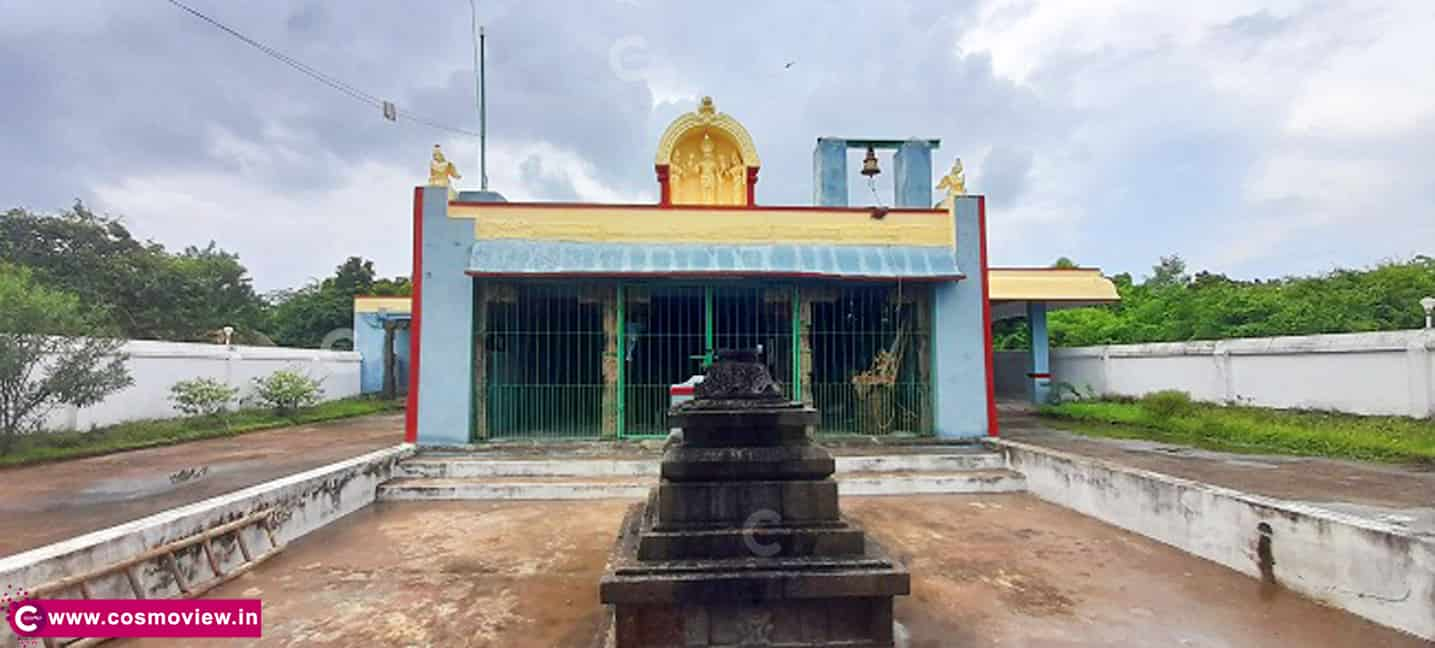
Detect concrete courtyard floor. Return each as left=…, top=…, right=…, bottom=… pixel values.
left=0, top=413, right=405, bottom=557
left=1000, top=408, right=1435, bottom=537
left=120, top=495, right=1425, bottom=648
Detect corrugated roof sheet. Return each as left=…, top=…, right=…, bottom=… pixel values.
left=468, top=240, right=962, bottom=279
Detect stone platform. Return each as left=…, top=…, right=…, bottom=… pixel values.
left=598, top=350, right=909, bottom=647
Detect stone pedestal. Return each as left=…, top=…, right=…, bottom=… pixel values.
left=600, top=350, right=909, bottom=647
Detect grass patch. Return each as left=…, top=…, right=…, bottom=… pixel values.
left=1039, top=399, right=1435, bottom=464
left=0, top=397, right=403, bottom=468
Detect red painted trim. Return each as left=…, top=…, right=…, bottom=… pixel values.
left=404, top=187, right=424, bottom=444
left=991, top=266, right=1106, bottom=272
left=669, top=385, right=695, bottom=396
left=991, top=298, right=1119, bottom=303
left=977, top=197, right=999, bottom=437
left=656, top=164, right=671, bottom=207
left=746, top=166, right=759, bottom=207
left=446, top=199, right=945, bottom=215
left=1026, top=372, right=1052, bottom=379
left=465, top=270, right=966, bottom=282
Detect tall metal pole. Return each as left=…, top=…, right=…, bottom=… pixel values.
left=468, top=1, right=487, bottom=190
left=479, top=25, right=488, bottom=190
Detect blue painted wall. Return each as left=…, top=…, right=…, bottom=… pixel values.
left=813, top=138, right=847, bottom=207
left=415, top=187, right=506, bottom=445
left=893, top=140, right=933, bottom=208
left=931, top=196, right=990, bottom=439
left=354, top=311, right=410, bottom=394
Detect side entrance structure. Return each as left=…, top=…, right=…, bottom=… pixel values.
left=373, top=97, right=1115, bottom=444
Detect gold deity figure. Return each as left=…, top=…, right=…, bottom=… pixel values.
left=428, top=145, right=462, bottom=196
left=691, top=133, right=721, bottom=203
left=724, top=153, right=745, bottom=203
left=936, top=158, right=966, bottom=200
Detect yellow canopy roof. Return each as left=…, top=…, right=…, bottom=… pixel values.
left=989, top=268, right=1120, bottom=320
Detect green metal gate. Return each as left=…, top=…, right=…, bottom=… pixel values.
left=808, top=283, right=932, bottom=436
left=619, top=283, right=797, bottom=438
left=472, top=279, right=932, bottom=441
left=476, top=283, right=606, bottom=440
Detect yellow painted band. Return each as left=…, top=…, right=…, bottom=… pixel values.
left=449, top=204, right=954, bottom=247
left=353, top=297, right=413, bottom=313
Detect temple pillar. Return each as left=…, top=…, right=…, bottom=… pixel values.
left=931, top=196, right=994, bottom=438
left=413, top=186, right=505, bottom=445
left=893, top=139, right=934, bottom=208
left=472, top=283, right=490, bottom=440
left=1027, top=301, right=1052, bottom=405
left=813, top=138, right=848, bottom=207
left=601, top=284, right=620, bottom=439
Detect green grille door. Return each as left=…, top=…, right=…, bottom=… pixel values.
left=478, top=283, right=605, bottom=440
left=809, top=283, right=932, bottom=437
left=620, top=282, right=795, bottom=438
left=620, top=285, right=705, bottom=437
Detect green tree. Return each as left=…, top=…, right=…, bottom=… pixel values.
left=1030, top=254, right=1435, bottom=347
left=0, top=264, right=133, bottom=453
left=266, top=257, right=410, bottom=348
left=0, top=203, right=268, bottom=342
left=1147, top=254, right=1190, bottom=288
left=1051, top=257, right=1078, bottom=269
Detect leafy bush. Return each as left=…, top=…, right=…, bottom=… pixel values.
left=0, top=264, right=132, bottom=454
left=169, top=378, right=239, bottom=417
left=250, top=370, right=323, bottom=416
left=1140, top=389, right=1194, bottom=419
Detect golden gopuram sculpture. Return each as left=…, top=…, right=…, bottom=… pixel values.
left=654, top=96, right=761, bottom=206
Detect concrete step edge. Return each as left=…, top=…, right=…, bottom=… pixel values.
left=393, top=454, right=1007, bottom=478
left=376, top=470, right=1027, bottom=500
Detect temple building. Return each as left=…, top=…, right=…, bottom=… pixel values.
left=356, top=97, right=1117, bottom=445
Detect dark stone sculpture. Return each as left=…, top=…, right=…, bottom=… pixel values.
left=600, top=348, right=909, bottom=646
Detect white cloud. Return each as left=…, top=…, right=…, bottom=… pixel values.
left=90, top=132, right=651, bottom=290
left=1284, top=3, right=1435, bottom=137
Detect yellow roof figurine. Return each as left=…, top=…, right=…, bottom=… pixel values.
left=428, top=144, right=462, bottom=198
left=936, top=157, right=966, bottom=207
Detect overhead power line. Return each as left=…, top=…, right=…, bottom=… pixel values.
left=165, top=0, right=480, bottom=137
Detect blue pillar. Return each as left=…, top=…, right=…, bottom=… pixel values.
left=414, top=187, right=505, bottom=445
left=813, top=138, right=848, bottom=207
left=1027, top=301, right=1051, bottom=405
left=893, top=140, right=933, bottom=208
left=353, top=311, right=385, bottom=394
left=931, top=196, right=991, bottom=438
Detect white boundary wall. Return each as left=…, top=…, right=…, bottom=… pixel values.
left=1000, top=330, right=1435, bottom=417
left=45, top=341, right=361, bottom=431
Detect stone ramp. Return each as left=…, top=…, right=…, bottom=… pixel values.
left=377, top=451, right=1023, bottom=500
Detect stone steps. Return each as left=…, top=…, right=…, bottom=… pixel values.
left=376, top=469, right=1026, bottom=501
left=391, top=451, right=1006, bottom=480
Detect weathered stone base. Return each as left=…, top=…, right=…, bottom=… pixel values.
left=613, top=598, right=894, bottom=647
left=602, top=504, right=908, bottom=647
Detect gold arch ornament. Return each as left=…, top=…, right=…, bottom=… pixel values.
left=654, top=96, right=761, bottom=168
left=655, top=97, right=761, bottom=206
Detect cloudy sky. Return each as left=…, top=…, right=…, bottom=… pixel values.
left=3, top=0, right=1433, bottom=290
